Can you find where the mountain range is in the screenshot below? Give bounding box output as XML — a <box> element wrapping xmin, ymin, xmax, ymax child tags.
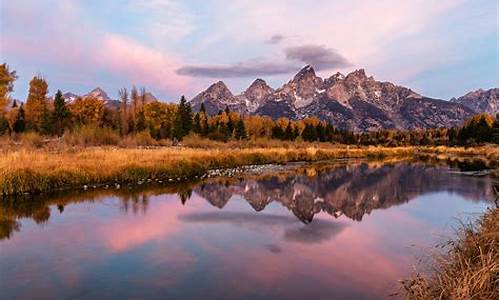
<box><xmin>58</xmin><ymin>66</ymin><xmax>497</xmax><ymax>131</ymax></box>
<box><xmin>189</xmin><ymin>65</ymin><xmax>498</xmax><ymax>131</ymax></box>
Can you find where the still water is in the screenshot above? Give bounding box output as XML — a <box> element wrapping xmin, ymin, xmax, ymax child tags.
<box><xmin>0</xmin><ymin>161</ymin><xmax>495</xmax><ymax>299</ymax></box>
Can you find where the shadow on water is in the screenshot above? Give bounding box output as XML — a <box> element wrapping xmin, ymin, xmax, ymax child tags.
<box><xmin>0</xmin><ymin>159</ymin><xmax>496</xmax><ymax>240</ymax></box>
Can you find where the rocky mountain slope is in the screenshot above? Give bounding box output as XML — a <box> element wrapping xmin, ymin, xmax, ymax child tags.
<box><xmin>189</xmin><ymin>65</ymin><xmax>497</xmax><ymax>131</ymax></box>
<box><xmin>450</xmin><ymin>88</ymin><xmax>498</xmax><ymax>116</ymax></box>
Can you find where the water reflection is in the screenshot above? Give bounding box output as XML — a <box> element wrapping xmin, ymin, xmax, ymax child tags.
<box><xmin>0</xmin><ymin>161</ymin><xmax>495</xmax><ymax>240</ymax></box>
<box><xmin>0</xmin><ymin>160</ymin><xmax>495</xmax><ymax>300</ymax></box>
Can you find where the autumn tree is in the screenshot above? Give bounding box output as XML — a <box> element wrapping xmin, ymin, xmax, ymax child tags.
<box><xmin>0</xmin><ymin>63</ymin><xmax>17</xmax><ymax>116</ymax></box>
<box><xmin>144</xmin><ymin>101</ymin><xmax>177</xmax><ymax>139</ymax></box>
<box><xmin>118</xmin><ymin>88</ymin><xmax>129</xmax><ymax>135</ymax></box>
<box><xmin>135</xmin><ymin>87</ymin><xmax>147</xmax><ymax>132</ymax></box>
<box><xmin>69</xmin><ymin>96</ymin><xmax>104</xmax><ymax>126</ymax></box>
<box><xmin>25</xmin><ymin>75</ymin><xmax>49</xmax><ymax>131</ymax></box>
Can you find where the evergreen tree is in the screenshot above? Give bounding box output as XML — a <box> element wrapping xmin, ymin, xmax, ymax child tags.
<box><xmin>0</xmin><ymin>115</ymin><xmax>8</xmax><ymax>134</ymax></box>
<box><xmin>302</xmin><ymin>123</ymin><xmax>318</xmax><ymax>142</ymax></box>
<box><xmin>200</xmin><ymin>103</ymin><xmax>206</xmax><ymax>114</ymax></box>
<box><xmin>325</xmin><ymin>123</ymin><xmax>334</xmax><ymax>142</ymax></box>
<box><xmin>52</xmin><ymin>90</ymin><xmax>69</xmax><ymax>136</ymax></box>
<box><xmin>316</xmin><ymin>123</ymin><xmax>326</xmax><ymax>142</ymax></box>
<box><xmin>272</xmin><ymin>125</ymin><xmax>284</xmax><ymax>140</ymax></box>
<box><xmin>491</xmin><ymin>115</ymin><xmax>499</xmax><ymax>144</ymax></box>
<box><xmin>201</xmin><ymin>113</ymin><xmax>209</xmax><ymax>136</ymax></box>
<box><xmin>227</xmin><ymin>115</ymin><xmax>234</xmax><ymax>138</ymax></box>
<box><xmin>173</xmin><ymin>96</ymin><xmax>193</xmax><ymax>140</ymax></box>
<box><xmin>13</xmin><ymin>103</ymin><xmax>25</xmax><ymax>133</ymax></box>
<box><xmin>284</xmin><ymin>122</ymin><xmax>294</xmax><ymax>140</ymax></box>
<box><xmin>293</xmin><ymin>126</ymin><xmax>300</xmax><ymax>140</ymax></box>
<box><xmin>40</xmin><ymin>107</ymin><xmax>52</xmax><ymax>135</ymax></box>
<box><xmin>234</xmin><ymin>118</ymin><xmax>247</xmax><ymax>140</ymax></box>
<box><xmin>193</xmin><ymin>113</ymin><xmax>202</xmax><ymax>134</ymax></box>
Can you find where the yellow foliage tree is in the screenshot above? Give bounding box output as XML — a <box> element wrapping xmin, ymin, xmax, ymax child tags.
<box><xmin>143</xmin><ymin>101</ymin><xmax>177</xmax><ymax>139</ymax></box>
<box><xmin>69</xmin><ymin>96</ymin><xmax>104</xmax><ymax>125</ymax></box>
<box><xmin>25</xmin><ymin>76</ymin><xmax>48</xmax><ymax>130</ymax></box>
<box><xmin>0</xmin><ymin>63</ymin><xmax>17</xmax><ymax>116</ymax></box>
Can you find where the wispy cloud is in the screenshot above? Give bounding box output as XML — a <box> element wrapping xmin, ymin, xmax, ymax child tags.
<box><xmin>176</xmin><ymin>44</ymin><xmax>350</xmax><ymax>78</ymax></box>
<box><xmin>267</xmin><ymin>34</ymin><xmax>285</xmax><ymax>44</ymax></box>
<box><xmin>284</xmin><ymin>45</ymin><xmax>351</xmax><ymax>70</ymax></box>
<box><xmin>176</xmin><ymin>60</ymin><xmax>297</xmax><ymax>78</ymax></box>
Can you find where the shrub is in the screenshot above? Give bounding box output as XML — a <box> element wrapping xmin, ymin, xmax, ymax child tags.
<box><xmin>21</xmin><ymin>132</ymin><xmax>44</xmax><ymax>148</ymax></box>
<box><xmin>63</xmin><ymin>125</ymin><xmax>120</xmax><ymax>147</ymax></box>
<box><xmin>119</xmin><ymin>131</ymin><xmax>157</xmax><ymax>148</ymax></box>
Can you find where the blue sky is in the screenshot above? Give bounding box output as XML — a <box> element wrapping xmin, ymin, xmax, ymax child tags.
<box><xmin>1</xmin><ymin>0</ymin><xmax>498</xmax><ymax>102</ymax></box>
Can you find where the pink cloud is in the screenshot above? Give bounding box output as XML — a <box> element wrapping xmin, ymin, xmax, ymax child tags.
<box><xmin>2</xmin><ymin>1</ymin><xmax>191</xmax><ymax>98</ymax></box>
<box><xmin>97</xmin><ymin>34</ymin><xmax>191</xmax><ymax>95</ymax></box>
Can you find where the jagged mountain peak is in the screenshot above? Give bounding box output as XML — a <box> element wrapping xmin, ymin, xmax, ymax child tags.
<box><xmin>450</xmin><ymin>88</ymin><xmax>498</xmax><ymax>115</ymax></box>
<box><xmin>247</xmin><ymin>78</ymin><xmax>269</xmax><ymax>89</ymax></box>
<box><xmin>292</xmin><ymin>65</ymin><xmax>317</xmax><ymax>81</ymax></box>
<box><xmin>245</xmin><ymin>78</ymin><xmax>273</xmax><ymax>95</ymax></box>
<box><xmin>86</xmin><ymin>87</ymin><xmax>111</xmax><ymax>101</ymax></box>
<box><xmin>62</xmin><ymin>92</ymin><xmax>79</xmax><ymax>101</ymax></box>
<box><xmin>345</xmin><ymin>69</ymin><xmax>368</xmax><ymax>82</ymax></box>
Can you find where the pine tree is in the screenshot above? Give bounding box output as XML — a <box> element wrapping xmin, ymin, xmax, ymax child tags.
<box><xmin>492</xmin><ymin>115</ymin><xmax>499</xmax><ymax>144</ymax></box>
<box><xmin>235</xmin><ymin>118</ymin><xmax>247</xmax><ymax>140</ymax></box>
<box><xmin>284</xmin><ymin>122</ymin><xmax>294</xmax><ymax>140</ymax></box>
<box><xmin>52</xmin><ymin>90</ymin><xmax>69</xmax><ymax>136</ymax></box>
<box><xmin>193</xmin><ymin>113</ymin><xmax>202</xmax><ymax>134</ymax></box>
<box><xmin>201</xmin><ymin>113</ymin><xmax>209</xmax><ymax>136</ymax></box>
<box><xmin>272</xmin><ymin>125</ymin><xmax>284</xmax><ymax>140</ymax></box>
<box><xmin>316</xmin><ymin>123</ymin><xmax>326</xmax><ymax>142</ymax></box>
<box><xmin>200</xmin><ymin>103</ymin><xmax>206</xmax><ymax>115</ymax></box>
<box><xmin>40</xmin><ymin>107</ymin><xmax>52</xmax><ymax>135</ymax></box>
<box><xmin>227</xmin><ymin>116</ymin><xmax>234</xmax><ymax>138</ymax></box>
<box><xmin>173</xmin><ymin>96</ymin><xmax>193</xmax><ymax>140</ymax></box>
<box><xmin>302</xmin><ymin>123</ymin><xmax>318</xmax><ymax>142</ymax></box>
<box><xmin>13</xmin><ymin>103</ymin><xmax>25</xmax><ymax>133</ymax></box>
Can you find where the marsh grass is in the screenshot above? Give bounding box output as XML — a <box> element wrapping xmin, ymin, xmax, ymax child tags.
<box><xmin>401</xmin><ymin>206</ymin><xmax>499</xmax><ymax>299</ymax></box>
<box><xmin>0</xmin><ymin>145</ymin><xmax>496</xmax><ymax>196</ymax></box>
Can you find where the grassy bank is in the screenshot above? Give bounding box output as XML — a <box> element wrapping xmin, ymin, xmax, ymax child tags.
<box><xmin>1</xmin><ymin>144</ymin><xmax>497</xmax><ymax>196</ymax></box>
<box><xmin>401</xmin><ymin>206</ymin><xmax>499</xmax><ymax>299</ymax></box>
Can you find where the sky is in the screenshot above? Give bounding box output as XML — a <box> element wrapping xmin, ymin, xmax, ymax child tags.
<box><xmin>1</xmin><ymin>0</ymin><xmax>498</xmax><ymax>102</ymax></box>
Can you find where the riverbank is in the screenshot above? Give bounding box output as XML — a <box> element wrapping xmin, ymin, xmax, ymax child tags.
<box><xmin>401</xmin><ymin>205</ymin><xmax>498</xmax><ymax>299</ymax></box>
<box><xmin>1</xmin><ymin>144</ymin><xmax>497</xmax><ymax>196</ymax></box>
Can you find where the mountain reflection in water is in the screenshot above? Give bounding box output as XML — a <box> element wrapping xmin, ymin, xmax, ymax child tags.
<box><xmin>0</xmin><ymin>161</ymin><xmax>494</xmax><ymax>240</ymax></box>
<box><xmin>0</xmin><ymin>160</ymin><xmax>496</xmax><ymax>300</ymax></box>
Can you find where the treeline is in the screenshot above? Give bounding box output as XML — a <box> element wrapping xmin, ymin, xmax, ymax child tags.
<box><xmin>0</xmin><ymin>63</ymin><xmax>498</xmax><ymax>146</ymax></box>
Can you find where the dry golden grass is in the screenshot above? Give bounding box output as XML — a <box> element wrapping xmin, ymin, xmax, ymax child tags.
<box><xmin>0</xmin><ymin>144</ymin><xmax>497</xmax><ymax>195</ymax></box>
<box><xmin>401</xmin><ymin>206</ymin><xmax>499</xmax><ymax>299</ymax></box>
